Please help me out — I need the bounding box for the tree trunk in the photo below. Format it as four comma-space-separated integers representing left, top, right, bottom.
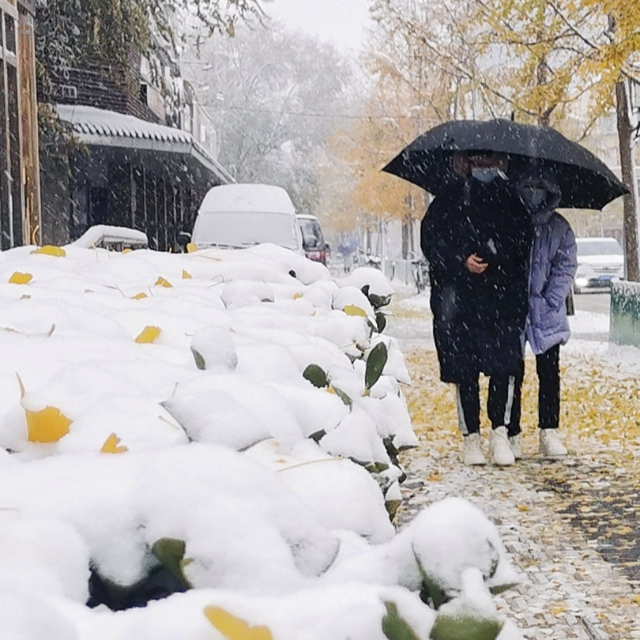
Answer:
615, 79, 640, 282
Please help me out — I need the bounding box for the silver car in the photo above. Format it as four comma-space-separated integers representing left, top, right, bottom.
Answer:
573, 237, 624, 293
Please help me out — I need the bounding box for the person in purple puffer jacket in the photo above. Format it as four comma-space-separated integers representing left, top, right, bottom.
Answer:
500, 165, 578, 459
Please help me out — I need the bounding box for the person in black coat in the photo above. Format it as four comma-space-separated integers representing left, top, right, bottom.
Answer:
421, 151, 532, 466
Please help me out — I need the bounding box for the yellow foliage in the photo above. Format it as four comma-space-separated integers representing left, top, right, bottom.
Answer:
154, 277, 173, 288
182, 269, 192, 279
203, 606, 273, 640
343, 304, 368, 317
25, 405, 72, 444
132, 293, 148, 300
30, 245, 66, 257
135, 326, 162, 344
101, 433, 128, 454
186, 243, 197, 253
9, 272, 33, 285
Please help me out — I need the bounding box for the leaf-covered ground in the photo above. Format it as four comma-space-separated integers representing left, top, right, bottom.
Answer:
399, 346, 640, 637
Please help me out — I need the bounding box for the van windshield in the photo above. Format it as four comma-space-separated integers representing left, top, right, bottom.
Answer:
577, 240, 623, 256
193, 211, 299, 250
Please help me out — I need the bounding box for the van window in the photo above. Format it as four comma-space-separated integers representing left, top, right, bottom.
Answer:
299, 218, 324, 249
576, 240, 622, 256
192, 211, 299, 250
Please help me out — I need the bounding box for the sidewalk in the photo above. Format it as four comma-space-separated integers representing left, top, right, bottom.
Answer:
390, 293, 640, 640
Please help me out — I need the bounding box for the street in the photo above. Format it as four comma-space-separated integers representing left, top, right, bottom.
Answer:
574, 291, 611, 316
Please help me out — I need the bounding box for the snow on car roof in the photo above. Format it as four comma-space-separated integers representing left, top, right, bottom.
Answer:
199, 184, 295, 215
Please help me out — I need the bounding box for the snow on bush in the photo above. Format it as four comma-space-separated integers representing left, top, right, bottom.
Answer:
0, 243, 521, 639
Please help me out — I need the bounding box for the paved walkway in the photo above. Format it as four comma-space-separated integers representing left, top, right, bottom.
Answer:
390, 299, 640, 640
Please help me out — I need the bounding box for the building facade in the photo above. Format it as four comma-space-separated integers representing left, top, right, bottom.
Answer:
39, 39, 231, 250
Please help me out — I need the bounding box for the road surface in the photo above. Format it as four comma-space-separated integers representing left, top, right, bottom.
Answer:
573, 291, 610, 315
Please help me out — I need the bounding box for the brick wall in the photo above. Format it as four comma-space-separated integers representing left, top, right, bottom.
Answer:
50, 53, 162, 125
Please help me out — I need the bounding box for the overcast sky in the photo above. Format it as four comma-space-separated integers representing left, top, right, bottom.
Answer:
266, 0, 371, 54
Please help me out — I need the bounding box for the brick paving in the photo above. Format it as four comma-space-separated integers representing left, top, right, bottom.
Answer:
389, 303, 640, 640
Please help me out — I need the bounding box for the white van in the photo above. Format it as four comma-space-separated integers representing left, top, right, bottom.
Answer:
189, 184, 304, 254
574, 237, 624, 293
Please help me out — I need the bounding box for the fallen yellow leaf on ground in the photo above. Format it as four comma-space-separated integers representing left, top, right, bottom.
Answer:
9, 272, 33, 285
132, 292, 148, 300
204, 606, 273, 640
182, 269, 192, 279
154, 276, 173, 288
25, 405, 72, 443
30, 245, 66, 257
135, 326, 161, 344
101, 433, 128, 454
344, 304, 367, 317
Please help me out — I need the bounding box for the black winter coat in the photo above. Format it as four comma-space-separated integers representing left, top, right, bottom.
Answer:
421, 179, 532, 383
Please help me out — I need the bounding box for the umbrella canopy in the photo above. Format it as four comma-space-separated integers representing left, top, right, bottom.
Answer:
382, 119, 628, 210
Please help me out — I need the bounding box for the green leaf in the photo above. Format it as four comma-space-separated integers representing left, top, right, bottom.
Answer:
191, 348, 206, 370
382, 601, 422, 640
365, 342, 388, 390
303, 364, 329, 388
376, 312, 387, 333
385, 498, 402, 521
151, 537, 190, 589
430, 613, 502, 640
369, 293, 392, 309
331, 385, 353, 408
309, 429, 326, 443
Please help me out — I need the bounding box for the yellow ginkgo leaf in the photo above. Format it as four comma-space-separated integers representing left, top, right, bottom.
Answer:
122, 248, 132, 254
343, 304, 367, 317
186, 243, 198, 253
204, 606, 273, 640
9, 272, 33, 285
155, 276, 173, 288
101, 433, 128, 454
182, 269, 192, 279
135, 326, 161, 344
516, 504, 530, 512
293, 293, 302, 300
132, 292, 148, 300
30, 245, 66, 257
25, 405, 72, 443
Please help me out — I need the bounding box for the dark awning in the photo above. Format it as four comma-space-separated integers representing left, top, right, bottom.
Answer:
56, 104, 234, 185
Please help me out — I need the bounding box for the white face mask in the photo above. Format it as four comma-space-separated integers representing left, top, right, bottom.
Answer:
471, 167, 505, 184
521, 187, 547, 210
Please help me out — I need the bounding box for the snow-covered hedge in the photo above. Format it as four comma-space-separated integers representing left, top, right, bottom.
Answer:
0, 243, 521, 639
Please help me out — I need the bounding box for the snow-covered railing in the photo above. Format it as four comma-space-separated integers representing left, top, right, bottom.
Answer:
610, 280, 640, 348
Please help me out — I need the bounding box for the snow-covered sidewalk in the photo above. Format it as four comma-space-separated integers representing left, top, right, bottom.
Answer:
390, 293, 640, 640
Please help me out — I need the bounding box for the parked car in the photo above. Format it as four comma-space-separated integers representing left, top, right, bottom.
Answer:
297, 214, 327, 265
573, 237, 624, 293
68, 225, 148, 251
185, 184, 304, 254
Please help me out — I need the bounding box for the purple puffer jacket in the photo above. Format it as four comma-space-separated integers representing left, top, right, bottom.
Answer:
526, 211, 578, 355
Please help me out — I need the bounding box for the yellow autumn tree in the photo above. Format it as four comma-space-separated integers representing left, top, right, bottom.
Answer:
324, 0, 501, 254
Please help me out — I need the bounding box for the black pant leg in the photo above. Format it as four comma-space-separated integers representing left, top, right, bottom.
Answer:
488, 363, 523, 435
537, 344, 560, 429
455, 378, 480, 435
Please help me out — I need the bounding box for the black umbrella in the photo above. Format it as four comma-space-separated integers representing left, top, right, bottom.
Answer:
382, 118, 628, 210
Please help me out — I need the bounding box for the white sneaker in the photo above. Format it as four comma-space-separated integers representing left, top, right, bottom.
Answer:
490, 427, 515, 466
539, 429, 567, 457
509, 434, 523, 460
462, 433, 486, 466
